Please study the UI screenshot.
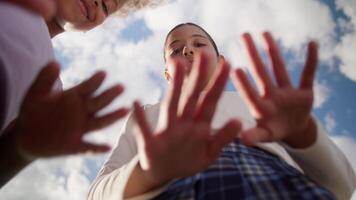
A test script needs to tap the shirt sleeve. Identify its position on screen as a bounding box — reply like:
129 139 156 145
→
282 116 356 200
0 58 7 131
87 109 169 200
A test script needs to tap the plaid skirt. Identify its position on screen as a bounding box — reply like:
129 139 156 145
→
153 139 335 200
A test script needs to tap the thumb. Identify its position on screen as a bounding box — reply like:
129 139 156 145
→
27 61 60 97
239 127 273 146
208 120 241 158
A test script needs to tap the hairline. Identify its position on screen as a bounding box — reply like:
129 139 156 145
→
163 23 219 62
167 34 210 49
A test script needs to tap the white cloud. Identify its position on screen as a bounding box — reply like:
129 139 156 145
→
336 0 356 27
145 0 337 68
335 32 356 82
335 0 356 82
0 156 92 200
314 80 331 109
53 15 165 106
324 112 336 132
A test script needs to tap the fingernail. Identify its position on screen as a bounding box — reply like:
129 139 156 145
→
96 71 106 78
242 32 250 40
133 101 141 109
262 31 270 38
114 84 124 92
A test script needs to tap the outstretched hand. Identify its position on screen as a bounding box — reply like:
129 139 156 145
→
133 53 241 185
15 62 128 160
231 32 318 148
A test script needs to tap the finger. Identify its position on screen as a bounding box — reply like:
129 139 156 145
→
194 60 230 123
77 71 106 97
74 142 111 154
8 0 56 19
263 32 292 87
133 101 152 141
299 41 318 89
27 61 60 96
242 33 274 95
180 52 208 119
239 127 273 146
87 108 129 131
208 120 241 158
86 84 124 113
231 69 269 117
164 60 185 127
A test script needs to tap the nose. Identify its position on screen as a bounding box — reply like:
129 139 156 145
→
182 46 194 57
95 0 107 6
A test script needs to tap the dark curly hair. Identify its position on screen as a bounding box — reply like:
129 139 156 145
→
114 0 163 16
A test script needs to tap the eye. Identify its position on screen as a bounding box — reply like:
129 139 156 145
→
102 1 109 16
194 42 206 47
170 48 182 55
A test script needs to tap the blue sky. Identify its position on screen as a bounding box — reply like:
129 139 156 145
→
116 0 356 141
316 0 356 137
1 0 355 199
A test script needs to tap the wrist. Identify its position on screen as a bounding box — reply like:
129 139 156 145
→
283 115 317 149
14 123 38 162
124 163 171 198
0 122 32 180
137 163 171 189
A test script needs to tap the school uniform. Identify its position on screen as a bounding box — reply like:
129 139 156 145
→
88 91 355 200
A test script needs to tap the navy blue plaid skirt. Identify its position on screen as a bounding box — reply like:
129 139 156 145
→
153 139 335 200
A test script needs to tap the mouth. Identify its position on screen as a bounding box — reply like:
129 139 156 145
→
78 0 89 19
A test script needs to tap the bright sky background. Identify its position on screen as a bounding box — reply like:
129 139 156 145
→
1 0 356 199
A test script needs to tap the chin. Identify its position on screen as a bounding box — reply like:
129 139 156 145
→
62 23 79 32
62 22 92 32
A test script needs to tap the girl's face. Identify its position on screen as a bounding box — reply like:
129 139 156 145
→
164 25 219 85
56 0 122 31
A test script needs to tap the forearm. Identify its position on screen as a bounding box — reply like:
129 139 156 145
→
283 118 356 199
124 163 169 199
282 115 317 149
0 123 31 187
0 58 6 130
88 158 168 200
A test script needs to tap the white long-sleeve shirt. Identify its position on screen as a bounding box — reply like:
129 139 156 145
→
88 91 356 200
0 2 62 132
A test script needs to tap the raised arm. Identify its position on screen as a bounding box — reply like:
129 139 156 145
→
0 62 128 187
231 31 355 199
88 52 242 200
283 117 356 199
87 109 142 200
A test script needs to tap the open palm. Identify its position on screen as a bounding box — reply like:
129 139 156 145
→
232 32 318 147
133 53 241 183
16 62 128 160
